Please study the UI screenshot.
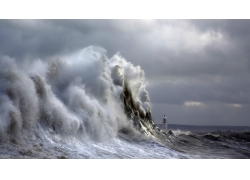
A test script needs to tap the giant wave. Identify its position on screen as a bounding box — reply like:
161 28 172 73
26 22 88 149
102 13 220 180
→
0 46 249 159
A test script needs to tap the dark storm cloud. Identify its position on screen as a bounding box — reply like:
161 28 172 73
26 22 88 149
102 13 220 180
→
147 76 250 105
0 19 249 126
189 19 250 65
0 20 111 59
0 20 154 60
190 19 250 38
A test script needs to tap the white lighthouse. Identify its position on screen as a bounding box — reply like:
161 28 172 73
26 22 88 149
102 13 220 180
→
163 115 167 131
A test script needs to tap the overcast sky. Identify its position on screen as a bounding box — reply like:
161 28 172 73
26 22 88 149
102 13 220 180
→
0 19 249 126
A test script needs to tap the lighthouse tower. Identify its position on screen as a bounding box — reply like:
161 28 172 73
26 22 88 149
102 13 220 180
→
163 115 167 131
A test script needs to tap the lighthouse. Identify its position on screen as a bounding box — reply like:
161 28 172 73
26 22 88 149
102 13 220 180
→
163 115 167 131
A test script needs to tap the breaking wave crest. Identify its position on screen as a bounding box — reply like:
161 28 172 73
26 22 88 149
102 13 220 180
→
0 46 183 159
0 46 161 146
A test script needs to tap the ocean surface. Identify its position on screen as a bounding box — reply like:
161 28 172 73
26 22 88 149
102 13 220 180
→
0 46 249 159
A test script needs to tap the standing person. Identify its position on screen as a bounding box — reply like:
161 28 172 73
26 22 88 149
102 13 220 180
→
162 115 167 130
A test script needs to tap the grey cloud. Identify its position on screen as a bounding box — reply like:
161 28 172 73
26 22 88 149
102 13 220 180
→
189 20 250 63
190 19 250 38
147 76 250 105
0 20 156 61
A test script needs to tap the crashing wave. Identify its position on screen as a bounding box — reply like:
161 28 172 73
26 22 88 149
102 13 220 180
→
0 46 166 145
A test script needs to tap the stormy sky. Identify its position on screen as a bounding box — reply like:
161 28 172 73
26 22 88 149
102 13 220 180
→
0 19 249 126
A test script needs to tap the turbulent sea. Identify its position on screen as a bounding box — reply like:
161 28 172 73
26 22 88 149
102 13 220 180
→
0 46 249 159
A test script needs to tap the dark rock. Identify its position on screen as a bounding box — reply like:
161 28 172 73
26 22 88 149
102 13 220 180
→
57 155 67 159
203 134 220 141
168 130 174 135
